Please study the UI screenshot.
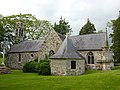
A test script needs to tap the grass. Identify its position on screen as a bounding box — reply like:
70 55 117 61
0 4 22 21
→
0 66 120 90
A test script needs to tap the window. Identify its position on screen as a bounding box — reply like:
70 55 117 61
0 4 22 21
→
71 61 76 69
16 29 18 36
49 50 55 56
18 54 21 62
87 52 94 64
31 54 34 57
19 29 23 36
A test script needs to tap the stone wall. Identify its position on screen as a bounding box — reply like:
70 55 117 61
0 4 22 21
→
79 51 103 64
79 51 102 69
50 60 67 75
38 30 63 59
7 30 63 69
7 52 39 69
78 50 114 70
66 60 85 75
50 59 85 76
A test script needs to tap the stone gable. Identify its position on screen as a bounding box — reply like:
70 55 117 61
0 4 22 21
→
38 29 63 59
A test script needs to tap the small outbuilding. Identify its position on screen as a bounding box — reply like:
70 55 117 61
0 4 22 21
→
50 35 85 76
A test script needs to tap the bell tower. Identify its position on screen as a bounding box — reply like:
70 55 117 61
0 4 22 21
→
15 14 25 42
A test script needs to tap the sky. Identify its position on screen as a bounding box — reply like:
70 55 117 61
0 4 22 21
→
0 0 120 35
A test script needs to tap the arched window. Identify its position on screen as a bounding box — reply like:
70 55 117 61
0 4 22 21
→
18 54 21 62
19 29 23 36
16 29 18 36
87 52 94 64
49 50 55 56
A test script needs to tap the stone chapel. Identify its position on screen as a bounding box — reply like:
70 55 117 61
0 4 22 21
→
7 18 114 75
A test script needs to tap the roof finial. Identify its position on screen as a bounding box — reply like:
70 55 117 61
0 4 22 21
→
104 27 109 49
19 13 23 21
87 18 90 22
66 32 70 37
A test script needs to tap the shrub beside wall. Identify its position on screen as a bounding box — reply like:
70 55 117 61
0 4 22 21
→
22 61 38 73
22 58 51 75
37 60 51 75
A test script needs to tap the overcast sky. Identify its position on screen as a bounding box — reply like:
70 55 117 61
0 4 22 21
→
0 0 120 35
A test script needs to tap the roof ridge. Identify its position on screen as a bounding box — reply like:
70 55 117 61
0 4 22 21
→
71 32 105 37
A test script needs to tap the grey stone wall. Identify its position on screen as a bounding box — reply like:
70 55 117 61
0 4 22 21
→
79 51 102 69
50 59 85 76
7 30 63 69
66 60 85 75
50 60 67 75
7 52 39 69
79 51 103 64
79 50 114 70
38 30 63 59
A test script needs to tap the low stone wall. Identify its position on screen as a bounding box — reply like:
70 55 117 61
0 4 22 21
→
86 62 114 70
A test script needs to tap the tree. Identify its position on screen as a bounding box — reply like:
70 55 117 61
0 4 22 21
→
0 19 5 42
0 16 14 54
0 18 4 52
79 19 96 35
26 20 52 40
53 16 72 35
0 14 3 19
97 30 103 33
1 14 52 42
111 16 120 62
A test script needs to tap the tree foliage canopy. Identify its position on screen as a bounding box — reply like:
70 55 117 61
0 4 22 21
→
53 16 72 35
79 19 96 35
0 20 5 41
0 14 52 43
111 17 120 62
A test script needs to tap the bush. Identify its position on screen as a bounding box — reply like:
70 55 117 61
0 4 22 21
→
23 61 38 73
34 57 38 62
37 60 51 75
23 57 51 75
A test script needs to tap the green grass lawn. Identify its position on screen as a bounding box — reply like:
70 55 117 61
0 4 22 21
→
0 67 120 90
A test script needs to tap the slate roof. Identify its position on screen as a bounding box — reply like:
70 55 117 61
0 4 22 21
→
57 33 65 41
8 40 43 53
70 33 106 50
50 36 84 59
8 31 65 53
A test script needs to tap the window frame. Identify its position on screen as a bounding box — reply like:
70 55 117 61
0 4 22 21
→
87 52 94 64
18 53 21 62
71 61 76 69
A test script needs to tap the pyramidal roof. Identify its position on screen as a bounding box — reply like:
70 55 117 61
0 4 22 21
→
50 36 84 59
